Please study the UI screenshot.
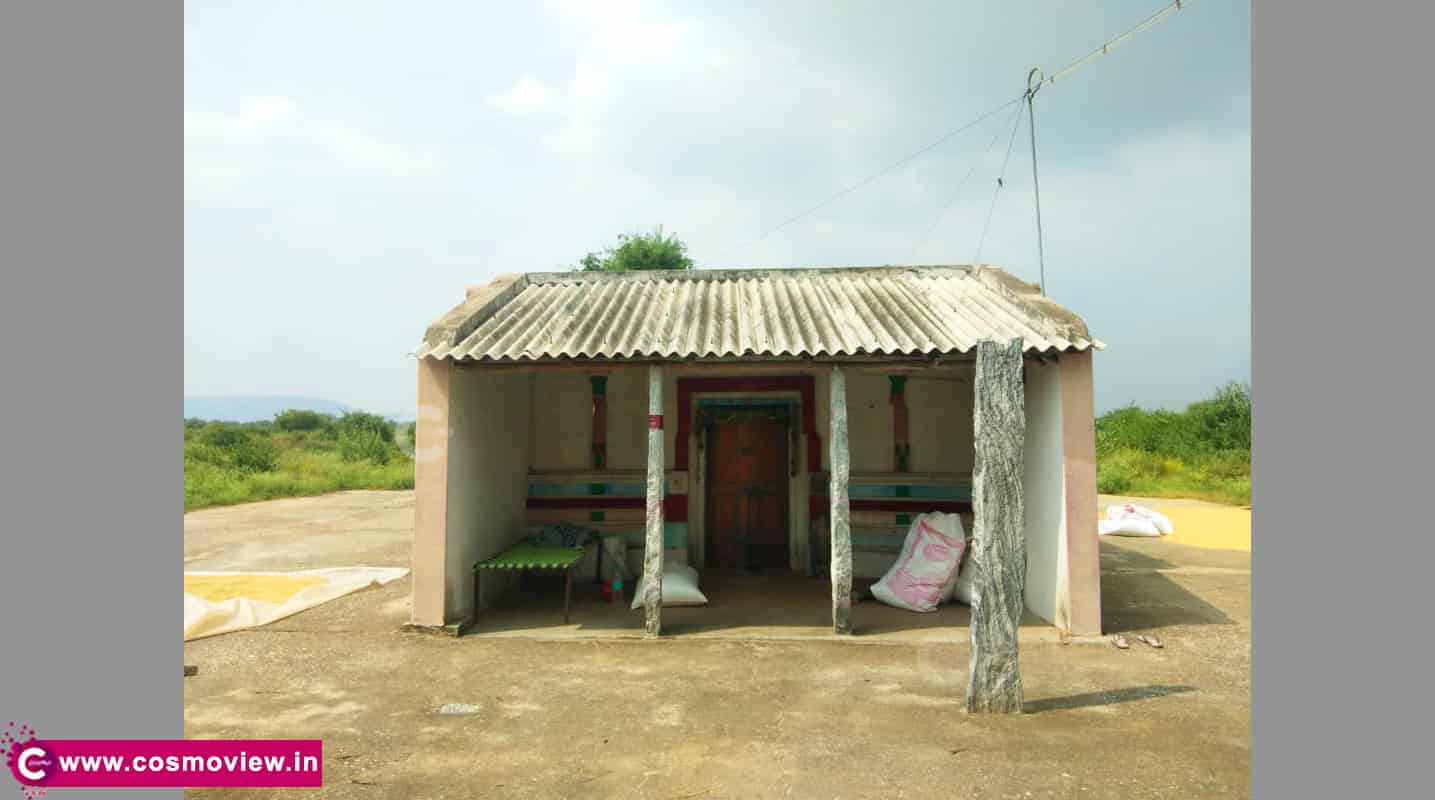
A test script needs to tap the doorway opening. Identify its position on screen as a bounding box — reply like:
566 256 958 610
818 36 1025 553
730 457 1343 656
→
702 403 792 571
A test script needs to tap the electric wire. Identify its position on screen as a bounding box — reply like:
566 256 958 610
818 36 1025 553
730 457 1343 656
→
1039 0 1191 89
908 100 1025 263
706 0 1195 266
974 101 1026 264
707 94 1024 265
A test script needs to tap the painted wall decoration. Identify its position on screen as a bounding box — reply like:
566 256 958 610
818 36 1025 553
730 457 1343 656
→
890 375 910 472
590 375 608 469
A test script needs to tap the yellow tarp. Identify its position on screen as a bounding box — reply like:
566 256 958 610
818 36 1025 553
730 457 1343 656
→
1152 505 1252 552
185 574 327 604
183 567 408 641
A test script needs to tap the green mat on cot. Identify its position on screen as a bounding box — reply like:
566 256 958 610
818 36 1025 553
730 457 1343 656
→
475 545 586 571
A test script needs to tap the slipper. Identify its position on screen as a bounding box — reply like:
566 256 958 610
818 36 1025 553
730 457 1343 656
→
1111 634 1130 650
1137 634 1163 649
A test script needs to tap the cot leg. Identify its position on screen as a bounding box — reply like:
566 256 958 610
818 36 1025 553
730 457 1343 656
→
564 567 573 625
479 571 490 626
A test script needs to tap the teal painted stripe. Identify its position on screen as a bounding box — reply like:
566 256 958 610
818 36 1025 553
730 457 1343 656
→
528 482 660 496
617 523 688 549
697 398 796 408
846 485 971 500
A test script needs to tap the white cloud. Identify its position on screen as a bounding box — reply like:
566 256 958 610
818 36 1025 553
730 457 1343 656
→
183 2 1249 414
184 96 446 206
487 75 553 116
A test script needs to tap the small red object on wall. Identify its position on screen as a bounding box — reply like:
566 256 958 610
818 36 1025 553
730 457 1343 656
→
648 414 663 429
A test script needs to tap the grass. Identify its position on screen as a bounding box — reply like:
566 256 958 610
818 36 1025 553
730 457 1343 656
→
1095 382 1251 506
184 414 414 511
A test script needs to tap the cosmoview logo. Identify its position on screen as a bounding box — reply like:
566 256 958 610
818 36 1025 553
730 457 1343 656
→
15 745 53 782
5 722 322 792
3 723 50 798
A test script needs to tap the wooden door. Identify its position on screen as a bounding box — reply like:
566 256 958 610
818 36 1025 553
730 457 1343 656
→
705 409 790 569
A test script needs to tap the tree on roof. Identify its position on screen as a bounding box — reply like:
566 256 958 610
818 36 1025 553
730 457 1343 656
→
574 226 694 272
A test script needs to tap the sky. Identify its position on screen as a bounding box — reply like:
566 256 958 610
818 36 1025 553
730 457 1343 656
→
184 0 1250 415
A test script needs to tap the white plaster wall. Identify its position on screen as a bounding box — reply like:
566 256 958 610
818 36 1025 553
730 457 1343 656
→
845 372 891 472
529 371 591 470
907 375 974 473
446 368 534 618
815 370 974 474
1021 360 1067 627
590 366 680 470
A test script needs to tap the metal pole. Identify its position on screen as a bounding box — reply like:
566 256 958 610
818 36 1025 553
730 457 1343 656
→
1026 68 1047 297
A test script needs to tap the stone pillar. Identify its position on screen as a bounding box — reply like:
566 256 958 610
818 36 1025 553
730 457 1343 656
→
412 357 452 628
829 365 853 635
967 339 1026 713
642 364 666 638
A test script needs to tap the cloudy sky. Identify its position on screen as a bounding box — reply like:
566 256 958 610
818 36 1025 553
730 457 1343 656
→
185 0 1249 415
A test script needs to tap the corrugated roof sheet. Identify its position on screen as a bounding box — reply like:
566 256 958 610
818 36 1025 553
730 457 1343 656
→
416 266 1102 362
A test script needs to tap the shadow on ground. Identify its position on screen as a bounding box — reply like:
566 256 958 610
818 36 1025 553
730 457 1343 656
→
1099 538 1247 634
1024 685 1197 713
468 568 1055 642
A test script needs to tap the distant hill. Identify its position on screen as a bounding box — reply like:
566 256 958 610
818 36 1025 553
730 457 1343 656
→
184 395 353 423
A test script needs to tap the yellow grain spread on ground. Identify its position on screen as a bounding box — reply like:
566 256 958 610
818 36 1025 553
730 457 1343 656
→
184 574 327 604
1154 505 1252 552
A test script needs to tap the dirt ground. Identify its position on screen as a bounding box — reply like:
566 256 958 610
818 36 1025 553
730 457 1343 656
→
183 491 1251 799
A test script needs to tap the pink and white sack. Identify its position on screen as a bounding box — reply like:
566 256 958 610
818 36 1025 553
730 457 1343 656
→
1098 503 1174 537
869 512 967 612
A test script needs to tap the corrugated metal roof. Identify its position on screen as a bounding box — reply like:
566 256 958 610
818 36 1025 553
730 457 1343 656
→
416 265 1102 362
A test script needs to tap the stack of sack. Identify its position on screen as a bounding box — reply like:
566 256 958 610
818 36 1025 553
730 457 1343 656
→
1098 504 1174 537
870 512 977 612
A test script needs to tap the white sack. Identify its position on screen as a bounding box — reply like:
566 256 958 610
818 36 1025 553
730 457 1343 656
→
1099 503 1173 537
870 512 967 613
950 558 981 606
631 562 708 609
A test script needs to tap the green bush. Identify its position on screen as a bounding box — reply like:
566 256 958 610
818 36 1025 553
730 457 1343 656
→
274 409 333 432
189 423 277 473
335 411 395 444
184 417 414 511
1094 382 1251 506
338 427 395 464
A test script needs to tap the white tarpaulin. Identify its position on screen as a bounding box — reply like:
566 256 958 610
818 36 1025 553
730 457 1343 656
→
183 567 408 641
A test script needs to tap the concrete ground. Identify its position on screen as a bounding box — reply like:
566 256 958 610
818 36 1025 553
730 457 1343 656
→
184 491 1251 799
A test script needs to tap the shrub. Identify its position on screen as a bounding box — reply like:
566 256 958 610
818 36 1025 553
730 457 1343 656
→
274 409 332 432
190 423 278 472
338 428 395 464
1186 382 1251 452
184 416 414 511
335 412 395 444
1093 383 1252 505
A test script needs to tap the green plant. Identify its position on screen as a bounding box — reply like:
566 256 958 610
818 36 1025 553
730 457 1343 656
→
335 411 395 444
575 226 694 272
191 423 277 472
184 419 414 511
338 428 395 464
1093 383 1252 505
274 408 332 432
